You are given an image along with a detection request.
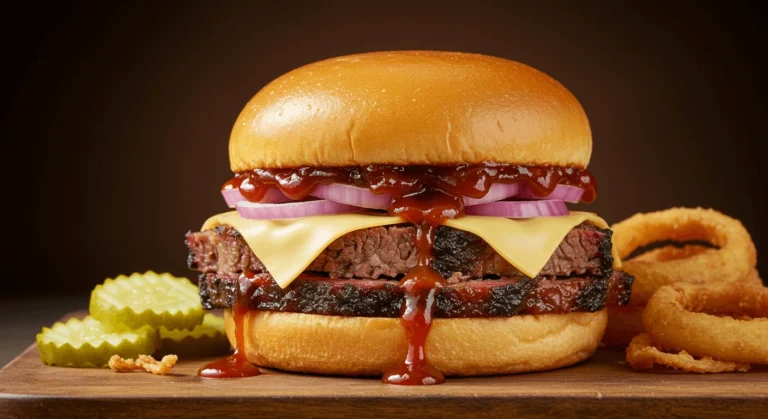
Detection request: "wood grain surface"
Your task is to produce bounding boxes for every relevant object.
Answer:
[1,313,767,418]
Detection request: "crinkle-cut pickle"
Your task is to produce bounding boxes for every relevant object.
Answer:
[90,271,203,331]
[36,316,156,368]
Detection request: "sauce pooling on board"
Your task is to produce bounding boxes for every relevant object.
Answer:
[198,273,261,378]
[208,163,596,384]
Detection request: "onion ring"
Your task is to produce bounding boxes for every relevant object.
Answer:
[626,333,750,373]
[642,282,768,364]
[611,207,756,304]
[633,244,711,263]
[743,268,766,288]
[604,269,764,348]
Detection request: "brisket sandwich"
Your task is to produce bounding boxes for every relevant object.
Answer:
[185,51,633,384]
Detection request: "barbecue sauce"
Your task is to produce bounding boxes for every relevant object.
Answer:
[381,190,458,385]
[222,163,596,206]
[198,273,261,378]
[212,163,597,384]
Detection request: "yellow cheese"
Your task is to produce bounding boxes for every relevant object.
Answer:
[202,211,620,288]
[444,212,621,278]
[202,211,402,288]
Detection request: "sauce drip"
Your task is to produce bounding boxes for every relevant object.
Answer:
[381,223,446,385]
[380,189,456,385]
[213,163,598,384]
[198,273,261,378]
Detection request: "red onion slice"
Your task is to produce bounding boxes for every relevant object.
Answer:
[518,184,584,204]
[463,183,521,206]
[225,182,584,210]
[465,200,569,218]
[221,187,291,208]
[310,184,391,209]
[236,199,361,220]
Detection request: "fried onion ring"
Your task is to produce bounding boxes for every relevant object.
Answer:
[626,333,750,373]
[642,282,768,364]
[604,269,764,348]
[612,208,756,304]
[633,244,711,263]
[743,268,765,288]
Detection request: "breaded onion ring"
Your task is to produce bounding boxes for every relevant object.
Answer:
[642,282,768,364]
[604,269,764,348]
[743,268,766,288]
[612,208,756,304]
[626,333,750,373]
[633,244,711,263]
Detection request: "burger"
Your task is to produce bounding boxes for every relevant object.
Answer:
[185,51,634,384]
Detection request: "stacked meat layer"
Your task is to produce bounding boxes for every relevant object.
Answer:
[186,223,632,317]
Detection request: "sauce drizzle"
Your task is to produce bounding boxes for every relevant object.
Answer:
[381,224,446,385]
[380,189,458,385]
[222,163,596,208]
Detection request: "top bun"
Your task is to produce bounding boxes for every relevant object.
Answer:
[229,51,591,171]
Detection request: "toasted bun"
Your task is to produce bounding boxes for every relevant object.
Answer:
[230,51,591,171]
[602,305,645,348]
[224,309,606,376]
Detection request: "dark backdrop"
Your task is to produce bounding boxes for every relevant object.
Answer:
[2,1,766,295]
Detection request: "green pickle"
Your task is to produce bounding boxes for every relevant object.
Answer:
[36,316,156,368]
[156,313,231,357]
[38,271,212,368]
[90,271,203,331]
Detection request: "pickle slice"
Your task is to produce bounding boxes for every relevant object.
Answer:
[36,316,156,368]
[90,271,203,331]
[156,313,231,357]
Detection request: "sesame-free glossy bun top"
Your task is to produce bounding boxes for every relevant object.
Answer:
[229,51,592,171]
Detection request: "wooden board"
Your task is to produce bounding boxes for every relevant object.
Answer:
[2,314,768,418]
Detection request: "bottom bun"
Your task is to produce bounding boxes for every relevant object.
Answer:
[224,309,607,376]
[602,305,645,348]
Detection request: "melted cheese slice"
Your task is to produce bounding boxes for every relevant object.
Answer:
[202,211,621,288]
[444,212,621,278]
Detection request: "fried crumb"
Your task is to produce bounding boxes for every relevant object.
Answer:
[109,354,178,375]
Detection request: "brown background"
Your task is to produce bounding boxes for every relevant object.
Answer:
[2,1,766,295]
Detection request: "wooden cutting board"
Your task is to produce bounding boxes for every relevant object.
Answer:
[1,314,767,418]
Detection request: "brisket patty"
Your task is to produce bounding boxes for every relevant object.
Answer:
[199,270,633,318]
[186,223,613,281]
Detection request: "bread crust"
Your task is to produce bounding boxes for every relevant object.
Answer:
[224,309,607,376]
[230,51,591,171]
